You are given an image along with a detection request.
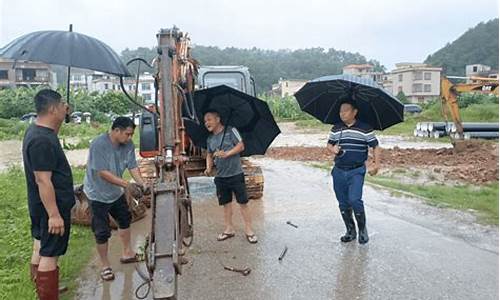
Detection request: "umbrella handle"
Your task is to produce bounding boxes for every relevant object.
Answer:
[218,109,233,150]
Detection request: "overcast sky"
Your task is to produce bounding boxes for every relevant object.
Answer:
[1,0,498,70]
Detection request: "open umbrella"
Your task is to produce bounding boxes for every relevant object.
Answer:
[187,85,281,156]
[0,28,130,76]
[294,74,404,130]
[0,26,131,121]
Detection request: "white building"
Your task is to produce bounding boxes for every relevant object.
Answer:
[385,63,442,103]
[271,78,307,98]
[90,73,155,103]
[0,58,57,89]
[465,64,498,83]
[342,64,384,84]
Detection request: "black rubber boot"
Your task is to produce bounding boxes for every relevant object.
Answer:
[355,212,369,244]
[340,208,357,242]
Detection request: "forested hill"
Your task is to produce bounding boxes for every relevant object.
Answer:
[424,18,499,76]
[120,46,384,93]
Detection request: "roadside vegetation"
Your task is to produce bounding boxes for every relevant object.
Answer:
[366,176,499,225]
[0,86,142,147]
[0,166,93,300]
[311,162,499,225]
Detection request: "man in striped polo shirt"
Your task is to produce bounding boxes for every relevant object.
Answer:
[327,100,381,244]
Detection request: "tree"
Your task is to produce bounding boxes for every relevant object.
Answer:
[396,91,410,104]
[425,18,499,76]
[120,46,383,94]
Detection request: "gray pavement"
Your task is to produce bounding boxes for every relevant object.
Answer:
[75,159,498,300]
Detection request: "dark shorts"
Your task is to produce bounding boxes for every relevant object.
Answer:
[89,194,131,244]
[214,173,248,206]
[30,201,72,257]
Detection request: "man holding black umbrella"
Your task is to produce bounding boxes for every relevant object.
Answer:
[295,75,401,245]
[203,109,258,244]
[327,99,381,244]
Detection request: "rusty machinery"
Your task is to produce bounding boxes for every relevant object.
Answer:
[119,26,267,299]
[121,27,197,300]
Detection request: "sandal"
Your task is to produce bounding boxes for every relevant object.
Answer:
[246,234,258,244]
[100,267,115,281]
[217,232,235,241]
[120,254,140,264]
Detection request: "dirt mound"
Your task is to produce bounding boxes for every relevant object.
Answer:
[266,142,499,184]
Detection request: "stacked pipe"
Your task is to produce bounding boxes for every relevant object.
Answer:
[449,122,499,140]
[415,122,498,140]
[414,122,452,139]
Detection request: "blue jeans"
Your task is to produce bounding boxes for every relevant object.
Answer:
[332,165,366,213]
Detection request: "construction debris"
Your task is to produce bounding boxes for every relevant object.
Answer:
[223,266,251,276]
[278,246,288,261]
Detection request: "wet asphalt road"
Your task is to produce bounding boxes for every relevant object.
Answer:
[75,159,498,300]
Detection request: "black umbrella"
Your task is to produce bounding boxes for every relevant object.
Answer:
[188,85,281,156]
[0,29,130,76]
[183,118,209,149]
[0,26,131,121]
[294,74,404,130]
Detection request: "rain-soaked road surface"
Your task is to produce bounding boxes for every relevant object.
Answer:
[75,159,498,300]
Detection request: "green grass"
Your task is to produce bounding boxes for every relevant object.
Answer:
[0,118,110,146]
[310,162,499,224]
[366,176,499,224]
[0,118,29,140]
[380,116,418,136]
[0,166,93,300]
[0,118,142,151]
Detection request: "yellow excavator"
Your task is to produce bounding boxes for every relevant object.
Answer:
[439,75,498,150]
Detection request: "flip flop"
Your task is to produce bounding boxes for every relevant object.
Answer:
[120,254,140,264]
[246,234,258,244]
[100,267,115,281]
[217,232,235,241]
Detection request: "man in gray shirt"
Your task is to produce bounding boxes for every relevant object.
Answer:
[84,117,147,281]
[204,110,257,244]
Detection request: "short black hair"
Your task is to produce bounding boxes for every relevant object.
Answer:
[34,89,62,115]
[112,116,136,130]
[203,109,220,118]
[340,99,358,111]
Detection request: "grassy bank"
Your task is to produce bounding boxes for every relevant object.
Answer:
[366,176,499,224]
[310,162,499,224]
[0,167,93,300]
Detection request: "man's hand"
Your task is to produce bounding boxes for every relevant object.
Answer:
[141,184,151,196]
[127,182,143,199]
[204,167,213,176]
[329,144,341,155]
[214,150,228,159]
[48,214,65,236]
[368,164,380,176]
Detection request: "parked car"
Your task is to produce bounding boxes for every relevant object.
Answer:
[404,104,422,114]
[71,112,82,124]
[20,113,37,123]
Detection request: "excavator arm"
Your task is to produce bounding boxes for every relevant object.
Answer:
[440,75,498,145]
